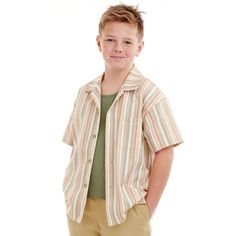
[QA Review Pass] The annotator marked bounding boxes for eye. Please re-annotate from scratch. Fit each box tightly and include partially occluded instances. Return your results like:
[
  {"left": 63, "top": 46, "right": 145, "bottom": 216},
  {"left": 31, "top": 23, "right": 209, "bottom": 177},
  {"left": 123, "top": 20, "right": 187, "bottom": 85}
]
[
  {"left": 124, "top": 41, "right": 132, "bottom": 45},
  {"left": 105, "top": 39, "right": 114, "bottom": 42}
]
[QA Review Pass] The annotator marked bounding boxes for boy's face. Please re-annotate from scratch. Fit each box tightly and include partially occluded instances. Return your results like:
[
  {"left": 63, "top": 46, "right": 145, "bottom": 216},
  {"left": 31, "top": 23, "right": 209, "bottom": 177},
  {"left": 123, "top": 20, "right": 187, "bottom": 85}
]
[{"left": 97, "top": 22, "right": 144, "bottom": 72}]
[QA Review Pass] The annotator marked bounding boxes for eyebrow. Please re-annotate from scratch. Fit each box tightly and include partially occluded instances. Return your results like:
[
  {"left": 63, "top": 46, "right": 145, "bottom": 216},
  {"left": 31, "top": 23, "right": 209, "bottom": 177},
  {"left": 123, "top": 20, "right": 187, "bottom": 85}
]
[{"left": 105, "top": 35, "right": 135, "bottom": 42}]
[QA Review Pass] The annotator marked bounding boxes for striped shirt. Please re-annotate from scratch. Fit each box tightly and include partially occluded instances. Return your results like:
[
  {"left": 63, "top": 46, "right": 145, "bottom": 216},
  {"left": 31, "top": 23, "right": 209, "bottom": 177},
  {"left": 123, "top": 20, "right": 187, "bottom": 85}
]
[{"left": 62, "top": 65, "right": 184, "bottom": 226}]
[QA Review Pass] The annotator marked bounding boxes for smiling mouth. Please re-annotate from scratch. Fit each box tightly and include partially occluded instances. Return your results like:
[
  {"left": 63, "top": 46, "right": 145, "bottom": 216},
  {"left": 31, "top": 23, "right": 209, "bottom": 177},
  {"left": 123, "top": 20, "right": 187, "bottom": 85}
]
[{"left": 111, "top": 56, "right": 126, "bottom": 59}]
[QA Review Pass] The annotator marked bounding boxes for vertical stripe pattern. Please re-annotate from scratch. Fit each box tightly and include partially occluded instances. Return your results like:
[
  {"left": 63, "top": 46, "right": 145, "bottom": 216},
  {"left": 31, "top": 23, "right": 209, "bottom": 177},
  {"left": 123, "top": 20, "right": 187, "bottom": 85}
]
[{"left": 62, "top": 65, "right": 184, "bottom": 226}]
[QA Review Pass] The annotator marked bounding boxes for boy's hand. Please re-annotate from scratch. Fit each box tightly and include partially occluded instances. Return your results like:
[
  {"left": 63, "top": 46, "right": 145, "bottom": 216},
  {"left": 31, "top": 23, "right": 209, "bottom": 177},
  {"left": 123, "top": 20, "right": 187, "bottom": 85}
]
[
  {"left": 145, "top": 195, "right": 156, "bottom": 219},
  {"left": 145, "top": 146, "right": 175, "bottom": 220}
]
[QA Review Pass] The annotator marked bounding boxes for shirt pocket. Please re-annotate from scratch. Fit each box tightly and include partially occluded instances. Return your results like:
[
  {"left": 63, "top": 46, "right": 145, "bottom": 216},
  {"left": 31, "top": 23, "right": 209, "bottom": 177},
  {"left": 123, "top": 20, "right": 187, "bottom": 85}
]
[
  {"left": 125, "top": 116, "right": 140, "bottom": 126},
  {"left": 119, "top": 116, "right": 142, "bottom": 150}
]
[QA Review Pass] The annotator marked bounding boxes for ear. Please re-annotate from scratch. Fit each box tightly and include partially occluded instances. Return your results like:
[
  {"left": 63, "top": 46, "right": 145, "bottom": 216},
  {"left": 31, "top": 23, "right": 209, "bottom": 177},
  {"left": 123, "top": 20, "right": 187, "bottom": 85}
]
[
  {"left": 96, "top": 35, "right": 102, "bottom": 52},
  {"left": 135, "top": 40, "right": 144, "bottom": 57}
]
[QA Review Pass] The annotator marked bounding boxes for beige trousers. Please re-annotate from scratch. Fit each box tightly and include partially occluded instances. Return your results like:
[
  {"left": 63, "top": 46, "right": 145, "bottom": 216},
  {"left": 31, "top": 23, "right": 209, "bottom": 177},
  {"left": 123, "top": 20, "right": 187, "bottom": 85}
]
[{"left": 67, "top": 197, "right": 151, "bottom": 236}]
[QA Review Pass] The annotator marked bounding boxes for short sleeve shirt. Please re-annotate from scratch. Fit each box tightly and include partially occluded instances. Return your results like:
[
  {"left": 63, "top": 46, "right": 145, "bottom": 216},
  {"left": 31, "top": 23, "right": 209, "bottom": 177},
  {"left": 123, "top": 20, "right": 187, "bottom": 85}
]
[{"left": 62, "top": 65, "right": 184, "bottom": 226}]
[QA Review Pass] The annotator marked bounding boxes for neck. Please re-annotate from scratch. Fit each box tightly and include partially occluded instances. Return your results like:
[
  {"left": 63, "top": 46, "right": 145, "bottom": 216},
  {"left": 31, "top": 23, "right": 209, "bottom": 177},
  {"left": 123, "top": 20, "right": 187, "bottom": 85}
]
[{"left": 103, "top": 64, "right": 134, "bottom": 84}]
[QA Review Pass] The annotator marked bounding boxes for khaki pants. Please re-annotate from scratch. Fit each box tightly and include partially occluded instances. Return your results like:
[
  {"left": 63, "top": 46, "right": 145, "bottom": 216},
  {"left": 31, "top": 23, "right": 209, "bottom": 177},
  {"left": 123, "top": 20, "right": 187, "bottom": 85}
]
[{"left": 67, "top": 197, "right": 152, "bottom": 236}]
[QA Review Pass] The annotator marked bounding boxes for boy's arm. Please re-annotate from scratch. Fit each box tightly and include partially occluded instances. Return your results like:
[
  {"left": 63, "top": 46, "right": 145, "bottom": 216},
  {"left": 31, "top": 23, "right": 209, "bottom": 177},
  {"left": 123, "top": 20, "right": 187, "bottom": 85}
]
[{"left": 145, "top": 145, "right": 174, "bottom": 219}]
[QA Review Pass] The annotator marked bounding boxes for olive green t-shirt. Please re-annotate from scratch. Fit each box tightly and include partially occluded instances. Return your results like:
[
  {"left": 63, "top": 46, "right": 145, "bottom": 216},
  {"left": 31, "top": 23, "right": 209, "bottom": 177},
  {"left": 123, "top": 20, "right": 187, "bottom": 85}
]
[{"left": 87, "top": 92, "right": 118, "bottom": 199}]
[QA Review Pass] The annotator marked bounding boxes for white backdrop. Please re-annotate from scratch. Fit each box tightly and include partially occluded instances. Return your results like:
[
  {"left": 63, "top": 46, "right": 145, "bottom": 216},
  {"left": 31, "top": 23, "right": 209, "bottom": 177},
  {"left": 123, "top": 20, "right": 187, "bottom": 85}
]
[{"left": 0, "top": 0, "right": 236, "bottom": 235}]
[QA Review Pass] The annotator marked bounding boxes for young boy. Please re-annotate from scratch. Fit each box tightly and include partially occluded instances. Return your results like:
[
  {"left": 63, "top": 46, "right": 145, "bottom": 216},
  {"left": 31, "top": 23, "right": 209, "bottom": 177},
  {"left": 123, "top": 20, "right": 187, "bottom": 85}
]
[{"left": 62, "top": 4, "right": 183, "bottom": 236}]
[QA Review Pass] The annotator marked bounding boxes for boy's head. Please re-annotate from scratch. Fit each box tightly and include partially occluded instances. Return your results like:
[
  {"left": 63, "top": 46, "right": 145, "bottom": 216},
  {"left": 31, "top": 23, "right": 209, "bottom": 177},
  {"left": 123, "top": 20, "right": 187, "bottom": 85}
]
[
  {"left": 97, "top": 4, "right": 145, "bottom": 72},
  {"left": 98, "top": 4, "right": 144, "bottom": 41}
]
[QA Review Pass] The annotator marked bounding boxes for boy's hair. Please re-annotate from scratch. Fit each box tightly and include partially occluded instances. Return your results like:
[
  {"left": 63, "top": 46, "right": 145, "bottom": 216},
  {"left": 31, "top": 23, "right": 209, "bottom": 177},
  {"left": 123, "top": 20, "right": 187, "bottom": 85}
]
[{"left": 98, "top": 4, "right": 145, "bottom": 41}]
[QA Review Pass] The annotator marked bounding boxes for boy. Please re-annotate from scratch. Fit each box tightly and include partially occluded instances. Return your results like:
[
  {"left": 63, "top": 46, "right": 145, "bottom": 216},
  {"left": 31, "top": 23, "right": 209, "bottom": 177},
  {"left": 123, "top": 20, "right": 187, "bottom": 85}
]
[{"left": 62, "top": 4, "right": 183, "bottom": 236}]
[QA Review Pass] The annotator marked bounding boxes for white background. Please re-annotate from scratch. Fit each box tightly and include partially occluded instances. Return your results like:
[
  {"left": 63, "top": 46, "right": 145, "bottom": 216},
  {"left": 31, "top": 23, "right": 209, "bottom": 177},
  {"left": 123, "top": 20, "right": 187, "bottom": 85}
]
[{"left": 0, "top": 0, "right": 236, "bottom": 235}]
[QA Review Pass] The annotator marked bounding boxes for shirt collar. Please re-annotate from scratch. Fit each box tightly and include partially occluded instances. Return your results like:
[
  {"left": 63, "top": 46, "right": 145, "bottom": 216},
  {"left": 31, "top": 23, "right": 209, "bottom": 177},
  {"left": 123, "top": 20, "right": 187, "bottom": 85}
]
[{"left": 84, "top": 64, "right": 143, "bottom": 94}]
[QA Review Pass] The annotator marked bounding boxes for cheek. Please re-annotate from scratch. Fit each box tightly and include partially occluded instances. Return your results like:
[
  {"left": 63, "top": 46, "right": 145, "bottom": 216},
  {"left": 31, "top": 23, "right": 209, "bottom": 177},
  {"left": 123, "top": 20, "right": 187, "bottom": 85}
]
[
  {"left": 126, "top": 48, "right": 137, "bottom": 57},
  {"left": 102, "top": 44, "right": 112, "bottom": 54}
]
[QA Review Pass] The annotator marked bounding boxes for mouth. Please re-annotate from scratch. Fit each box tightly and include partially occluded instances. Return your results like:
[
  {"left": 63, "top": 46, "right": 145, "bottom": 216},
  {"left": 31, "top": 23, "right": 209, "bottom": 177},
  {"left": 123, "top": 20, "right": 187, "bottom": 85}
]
[{"left": 110, "top": 56, "right": 126, "bottom": 59}]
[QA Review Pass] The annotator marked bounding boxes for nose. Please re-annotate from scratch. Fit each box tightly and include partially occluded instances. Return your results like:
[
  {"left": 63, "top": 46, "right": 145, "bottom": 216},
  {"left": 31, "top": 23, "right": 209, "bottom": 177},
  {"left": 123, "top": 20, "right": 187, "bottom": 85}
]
[
  {"left": 115, "top": 48, "right": 123, "bottom": 53},
  {"left": 114, "top": 42, "right": 123, "bottom": 53}
]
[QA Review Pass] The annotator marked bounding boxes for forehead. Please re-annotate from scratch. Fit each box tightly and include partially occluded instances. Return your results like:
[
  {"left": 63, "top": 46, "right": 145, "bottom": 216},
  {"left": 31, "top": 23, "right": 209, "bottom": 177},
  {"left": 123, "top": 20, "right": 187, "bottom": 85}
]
[{"left": 102, "top": 22, "right": 139, "bottom": 40}]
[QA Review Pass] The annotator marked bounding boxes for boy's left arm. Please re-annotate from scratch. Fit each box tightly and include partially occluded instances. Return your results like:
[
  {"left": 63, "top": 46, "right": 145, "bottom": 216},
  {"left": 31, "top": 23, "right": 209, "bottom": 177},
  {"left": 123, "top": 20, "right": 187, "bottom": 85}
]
[{"left": 145, "top": 145, "right": 175, "bottom": 219}]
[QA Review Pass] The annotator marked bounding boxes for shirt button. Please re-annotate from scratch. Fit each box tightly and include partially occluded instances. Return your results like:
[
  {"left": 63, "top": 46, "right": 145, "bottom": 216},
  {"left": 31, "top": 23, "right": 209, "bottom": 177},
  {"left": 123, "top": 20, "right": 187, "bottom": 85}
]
[
  {"left": 88, "top": 159, "right": 92, "bottom": 163},
  {"left": 83, "top": 184, "right": 88, "bottom": 188},
  {"left": 92, "top": 134, "right": 96, "bottom": 138}
]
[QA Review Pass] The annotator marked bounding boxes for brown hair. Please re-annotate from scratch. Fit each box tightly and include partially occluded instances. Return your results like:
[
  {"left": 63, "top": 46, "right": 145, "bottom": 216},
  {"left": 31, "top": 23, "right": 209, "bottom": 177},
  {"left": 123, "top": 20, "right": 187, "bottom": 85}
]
[{"left": 98, "top": 4, "right": 145, "bottom": 40}]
